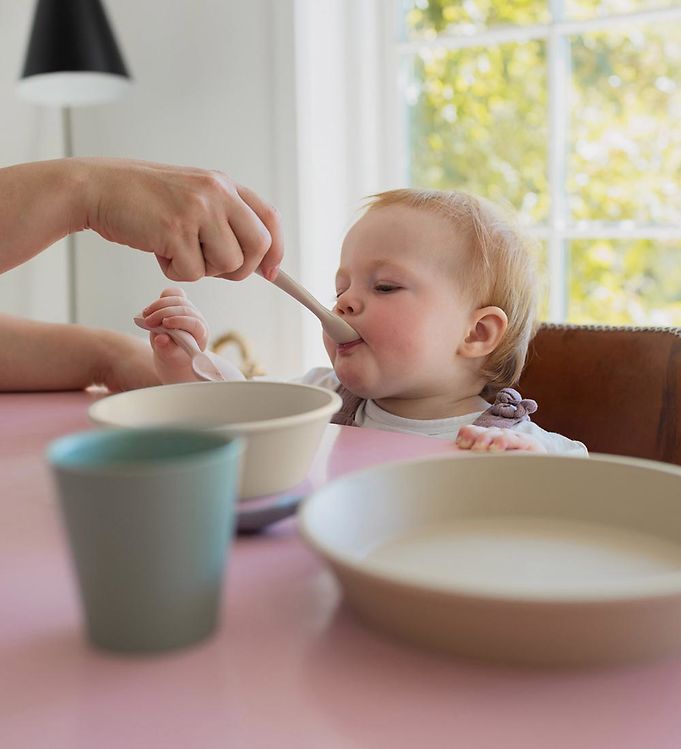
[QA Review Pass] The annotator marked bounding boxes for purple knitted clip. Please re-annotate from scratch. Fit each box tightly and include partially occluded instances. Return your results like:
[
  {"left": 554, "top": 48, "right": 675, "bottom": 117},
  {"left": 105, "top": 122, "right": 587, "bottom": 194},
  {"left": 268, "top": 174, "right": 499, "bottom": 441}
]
[{"left": 472, "top": 387, "right": 538, "bottom": 429}]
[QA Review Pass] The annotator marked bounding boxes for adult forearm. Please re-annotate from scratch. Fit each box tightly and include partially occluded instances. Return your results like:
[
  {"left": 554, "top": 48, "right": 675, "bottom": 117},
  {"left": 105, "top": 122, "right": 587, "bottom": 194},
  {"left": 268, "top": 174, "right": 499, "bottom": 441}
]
[
  {"left": 0, "top": 156, "right": 284, "bottom": 282},
  {"left": 0, "top": 315, "right": 101, "bottom": 391},
  {"left": 0, "top": 159, "right": 88, "bottom": 274}
]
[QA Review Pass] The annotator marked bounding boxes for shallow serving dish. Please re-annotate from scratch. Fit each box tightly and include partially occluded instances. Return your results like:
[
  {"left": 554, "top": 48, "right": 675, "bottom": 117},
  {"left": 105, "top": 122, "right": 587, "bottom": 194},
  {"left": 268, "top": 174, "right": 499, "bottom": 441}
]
[
  {"left": 89, "top": 381, "right": 341, "bottom": 498},
  {"left": 299, "top": 453, "right": 681, "bottom": 667}
]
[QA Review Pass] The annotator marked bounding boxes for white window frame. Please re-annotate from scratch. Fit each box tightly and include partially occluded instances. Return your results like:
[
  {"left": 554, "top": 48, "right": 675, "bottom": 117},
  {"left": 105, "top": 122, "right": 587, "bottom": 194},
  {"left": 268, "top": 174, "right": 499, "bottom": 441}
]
[
  {"left": 384, "top": 1, "right": 681, "bottom": 322},
  {"left": 294, "top": 0, "right": 390, "bottom": 370}
]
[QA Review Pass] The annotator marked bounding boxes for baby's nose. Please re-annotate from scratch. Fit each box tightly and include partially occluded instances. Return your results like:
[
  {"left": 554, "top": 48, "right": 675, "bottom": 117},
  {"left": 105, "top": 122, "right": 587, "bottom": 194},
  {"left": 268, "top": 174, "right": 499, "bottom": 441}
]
[{"left": 336, "top": 290, "right": 361, "bottom": 316}]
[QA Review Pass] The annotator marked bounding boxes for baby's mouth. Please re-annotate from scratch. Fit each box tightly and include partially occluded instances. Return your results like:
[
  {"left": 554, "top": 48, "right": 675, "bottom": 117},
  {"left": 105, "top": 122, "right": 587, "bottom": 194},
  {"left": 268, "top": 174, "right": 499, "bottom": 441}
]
[{"left": 337, "top": 338, "right": 363, "bottom": 354}]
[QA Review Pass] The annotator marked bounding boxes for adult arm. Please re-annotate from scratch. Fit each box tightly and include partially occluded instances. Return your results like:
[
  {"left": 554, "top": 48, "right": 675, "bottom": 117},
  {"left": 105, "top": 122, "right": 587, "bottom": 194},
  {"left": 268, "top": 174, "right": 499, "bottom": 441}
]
[
  {"left": 0, "top": 158, "right": 283, "bottom": 281},
  {"left": 0, "top": 314, "right": 159, "bottom": 392}
]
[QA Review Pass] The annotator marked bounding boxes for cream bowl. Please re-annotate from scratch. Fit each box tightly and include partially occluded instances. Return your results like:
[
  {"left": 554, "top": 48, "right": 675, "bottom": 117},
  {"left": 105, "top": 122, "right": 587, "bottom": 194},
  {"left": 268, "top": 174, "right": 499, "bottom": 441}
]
[
  {"left": 300, "top": 452, "right": 681, "bottom": 667},
  {"left": 89, "top": 381, "right": 341, "bottom": 498}
]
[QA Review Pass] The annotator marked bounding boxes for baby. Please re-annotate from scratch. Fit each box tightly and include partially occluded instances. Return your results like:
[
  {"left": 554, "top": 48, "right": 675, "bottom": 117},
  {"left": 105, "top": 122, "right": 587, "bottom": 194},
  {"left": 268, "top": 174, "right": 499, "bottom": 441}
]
[{"left": 141, "top": 188, "right": 587, "bottom": 455}]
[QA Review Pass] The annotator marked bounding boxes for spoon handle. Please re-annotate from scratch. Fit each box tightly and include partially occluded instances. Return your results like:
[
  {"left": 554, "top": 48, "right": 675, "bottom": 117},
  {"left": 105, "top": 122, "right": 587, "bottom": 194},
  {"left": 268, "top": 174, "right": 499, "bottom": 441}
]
[
  {"left": 259, "top": 269, "right": 359, "bottom": 344},
  {"left": 134, "top": 316, "right": 200, "bottom": 357},
  {"left": 268, "top": 269, "right": 327, "bottom": 316}
]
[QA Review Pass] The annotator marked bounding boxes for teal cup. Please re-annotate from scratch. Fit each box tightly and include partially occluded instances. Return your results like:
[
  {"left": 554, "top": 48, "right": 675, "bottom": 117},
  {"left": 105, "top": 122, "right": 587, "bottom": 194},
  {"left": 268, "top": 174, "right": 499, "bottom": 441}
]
[{"left": 48, "top": 428, "right": 242, "bottom": 654}]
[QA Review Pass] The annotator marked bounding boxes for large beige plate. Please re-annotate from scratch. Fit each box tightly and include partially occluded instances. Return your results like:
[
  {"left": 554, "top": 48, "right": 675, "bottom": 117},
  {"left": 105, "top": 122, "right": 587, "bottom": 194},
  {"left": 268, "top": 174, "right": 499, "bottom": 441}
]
[
  {"left": 299, "top": 453, "right": 681, "bottom": 667},
  {"left": 89, "top": 381, "right": 341, "bottom": 499}
]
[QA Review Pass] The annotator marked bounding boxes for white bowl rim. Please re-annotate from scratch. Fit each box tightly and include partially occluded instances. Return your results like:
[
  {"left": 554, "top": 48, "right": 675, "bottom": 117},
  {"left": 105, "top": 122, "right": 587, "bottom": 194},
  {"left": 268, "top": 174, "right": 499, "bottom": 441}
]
[
  {"left": 299, "top": 451, "right": 681, "bottom": 605},
  {"left": 89, "top": 380, "right": 343, "bottom": 435}
]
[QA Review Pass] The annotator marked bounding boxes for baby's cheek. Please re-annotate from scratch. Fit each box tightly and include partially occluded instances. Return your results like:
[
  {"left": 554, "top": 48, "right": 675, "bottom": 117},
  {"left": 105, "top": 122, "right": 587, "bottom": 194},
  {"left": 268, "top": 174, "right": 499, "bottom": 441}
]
[
  {"left": 378, "top": 332, "right": 424, "bottom": 367},
  {"left": 322, "top": 336, "right": 336, "bottom": 367},
  {"left": 369, "top": 312, "right": 412, "bottom": 349}
]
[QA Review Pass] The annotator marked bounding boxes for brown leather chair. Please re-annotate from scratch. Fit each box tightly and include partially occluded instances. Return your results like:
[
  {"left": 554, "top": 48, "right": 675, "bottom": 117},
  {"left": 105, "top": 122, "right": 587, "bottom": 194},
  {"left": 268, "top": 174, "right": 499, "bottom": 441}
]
[{"left": 518, "top": 323, "right": 681, "bottom": 465}]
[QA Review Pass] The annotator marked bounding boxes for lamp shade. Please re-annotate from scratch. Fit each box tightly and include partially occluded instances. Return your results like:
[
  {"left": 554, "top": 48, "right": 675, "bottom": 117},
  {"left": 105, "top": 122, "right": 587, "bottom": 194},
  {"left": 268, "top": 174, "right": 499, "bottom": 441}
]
[{"left": 17, "top": 0, "right": 131, "bottom": 107}]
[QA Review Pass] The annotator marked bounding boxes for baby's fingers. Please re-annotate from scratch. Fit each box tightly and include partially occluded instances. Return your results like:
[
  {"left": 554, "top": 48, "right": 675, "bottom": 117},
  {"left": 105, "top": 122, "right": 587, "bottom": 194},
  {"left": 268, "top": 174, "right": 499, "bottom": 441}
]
[
  {"left": 142, "top": 288, "right": 192, "bottom": 317},
  {"left": 143, "top": 303, "right": 203, "bottom": 329},
  {"left": 161, "top": 314, "right": 209, "bottom": 350},
  {"left": 149, "top": 331, "right": 179, "bottom": 358},
  {"left": 149, "top": 332, "right": 196, "bottom": 378},
  {"left": 456, "top": 425, "right": 489, "bottom": 449},
  {"left": 506, "top": 433, "right": 547, "bottom": 453},
  {"left": 143, "top": 296, "right": 192, "bottom": 318},
  {"left": 456, "top": 425, "right": 507, "bottom": 452},
  {"left": 487, "top": 431, "right": 515, "bottom": 452},
  {"left": 456, "top": 425, "right": 548, "bottom": 454},
  {"left": 470, "top": 429, "right": 504, "bottom": 452},
  {"left": 486, "top": 431, "right": 547, "bottom": 453},
  {"left": 150, "top": 329, "right": 167, "bottom": 345},
  {"left": 160, "top": 286, "right": 186, "bottom": 299},
  {"left": 455, "top": 426, "right": 483, "bottom": 450}
]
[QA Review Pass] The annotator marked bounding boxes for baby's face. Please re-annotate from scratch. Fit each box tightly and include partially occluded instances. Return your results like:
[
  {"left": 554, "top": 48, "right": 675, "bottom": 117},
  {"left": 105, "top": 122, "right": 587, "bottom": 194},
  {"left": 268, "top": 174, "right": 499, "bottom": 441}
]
[{"left": 324, "top": 204, "right": 477, "bottom": 401}]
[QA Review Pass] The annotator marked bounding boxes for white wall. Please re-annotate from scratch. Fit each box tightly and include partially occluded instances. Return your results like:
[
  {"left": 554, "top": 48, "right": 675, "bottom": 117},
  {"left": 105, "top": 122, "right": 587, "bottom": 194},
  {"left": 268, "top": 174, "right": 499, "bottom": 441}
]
[
  {"left": 294, "top": 0, "right": 394, "bottom": 370},
  {"left": 0, "top": 0, "right": 394, "bottom": 378},
  {"left": 0, "top": 1, "right": 69, "bottom": 321},
  {"left": 0, "top": 0, "right": 304, "bottom": 378}
]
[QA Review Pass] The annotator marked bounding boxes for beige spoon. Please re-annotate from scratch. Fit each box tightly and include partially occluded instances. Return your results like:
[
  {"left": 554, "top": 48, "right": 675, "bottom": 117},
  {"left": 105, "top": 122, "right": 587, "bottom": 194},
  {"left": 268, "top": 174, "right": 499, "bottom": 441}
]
[
  {"left": 260, "top": 269, "right": 360, "bottom": 344},
  {"left": 134, "top": 316, "right": 245, "bottom": 382}
]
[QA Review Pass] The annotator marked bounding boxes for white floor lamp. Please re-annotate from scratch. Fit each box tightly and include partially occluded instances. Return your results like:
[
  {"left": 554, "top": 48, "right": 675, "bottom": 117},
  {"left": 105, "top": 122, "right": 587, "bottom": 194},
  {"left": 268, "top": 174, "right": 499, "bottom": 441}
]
[{"left": 17, "top": 0, "right": 132, "bottom": 324}]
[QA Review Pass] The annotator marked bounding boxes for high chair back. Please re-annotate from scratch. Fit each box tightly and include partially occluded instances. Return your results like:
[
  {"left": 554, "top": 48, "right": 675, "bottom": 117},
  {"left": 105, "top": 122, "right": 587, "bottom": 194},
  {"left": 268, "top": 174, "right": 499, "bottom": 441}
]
[{"left": 517, "top": 323, "right": 681, "bottom": 465}]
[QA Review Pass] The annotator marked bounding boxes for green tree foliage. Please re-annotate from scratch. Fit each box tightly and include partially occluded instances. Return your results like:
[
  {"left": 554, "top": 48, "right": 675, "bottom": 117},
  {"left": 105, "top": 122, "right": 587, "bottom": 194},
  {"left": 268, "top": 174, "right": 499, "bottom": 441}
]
[
  {"left": 570, "top": 240, "right": 681, "bottom": 325},
  {"left": 403, "top": 0, "right": 681, "bottom": 325},
  {"left": 403, "top": 0, "right": 548, "bottom": 35},
  {"left": 567, "top": 1, "right": 673, "bottom": 20},
  {"left": 408, "top": 42, "right": 549, "bottom": 224},
  {"left": 570, "top": 26, "right": 681, "bottom": 224}
]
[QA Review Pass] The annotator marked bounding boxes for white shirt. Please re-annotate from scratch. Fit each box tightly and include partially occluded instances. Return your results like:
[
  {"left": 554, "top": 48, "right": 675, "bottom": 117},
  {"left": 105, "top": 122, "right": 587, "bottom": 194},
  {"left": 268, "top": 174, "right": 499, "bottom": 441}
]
[{"left": 298, "top": 367, "right": 588, "bottom": 456}]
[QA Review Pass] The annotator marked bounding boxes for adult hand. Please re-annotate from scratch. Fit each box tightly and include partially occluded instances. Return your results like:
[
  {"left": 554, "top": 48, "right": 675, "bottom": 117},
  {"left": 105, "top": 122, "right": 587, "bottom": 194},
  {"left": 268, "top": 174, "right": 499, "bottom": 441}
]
[
  {"left": 84, "top": 159, "right": 284, "bottom": 282},
  {"left": 0, "top": 158, "right": 284, "bottom": 282}
]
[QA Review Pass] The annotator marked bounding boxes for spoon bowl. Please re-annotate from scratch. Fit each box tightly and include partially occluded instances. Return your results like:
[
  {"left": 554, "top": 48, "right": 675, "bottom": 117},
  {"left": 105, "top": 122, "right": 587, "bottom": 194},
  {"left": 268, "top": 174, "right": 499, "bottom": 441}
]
[{"left": 134, "top": 317, "right": 245, "bottom": 382}]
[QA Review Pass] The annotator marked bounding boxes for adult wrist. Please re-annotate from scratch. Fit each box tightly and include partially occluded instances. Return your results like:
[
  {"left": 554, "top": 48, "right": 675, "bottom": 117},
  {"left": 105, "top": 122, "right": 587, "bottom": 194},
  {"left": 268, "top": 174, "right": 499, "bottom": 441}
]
[
  {"left": 86, "top": 326, "right": 119, "bottom": 388},
  {"left": 63, "top": 157, "right": 96, "bottom": 234}
]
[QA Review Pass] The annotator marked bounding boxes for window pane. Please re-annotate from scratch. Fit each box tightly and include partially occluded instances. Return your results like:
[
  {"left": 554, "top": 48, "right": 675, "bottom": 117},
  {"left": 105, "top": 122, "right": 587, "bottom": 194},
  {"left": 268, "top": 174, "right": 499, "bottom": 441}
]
[
  {"left": 402, "top": 0, "right": 549, "bottom": 40},
  {"left": 568, "top": 22, "right": 681, "bottom": 223},
  {"left": 405, "top": 41, "right": 548, "bottom": 224},
  {"left": 566, "top": 1, "right": 675, "bottom": 20},
  {"left": 568, "top": 240, "right": 681, "bottom": 325}
]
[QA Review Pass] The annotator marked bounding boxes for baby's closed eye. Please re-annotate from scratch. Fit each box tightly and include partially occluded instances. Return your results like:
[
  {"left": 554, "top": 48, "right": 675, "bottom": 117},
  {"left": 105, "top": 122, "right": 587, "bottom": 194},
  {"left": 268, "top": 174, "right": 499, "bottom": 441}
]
[{"left": 374, "top": 283, "right": 402, "bottom": 293}]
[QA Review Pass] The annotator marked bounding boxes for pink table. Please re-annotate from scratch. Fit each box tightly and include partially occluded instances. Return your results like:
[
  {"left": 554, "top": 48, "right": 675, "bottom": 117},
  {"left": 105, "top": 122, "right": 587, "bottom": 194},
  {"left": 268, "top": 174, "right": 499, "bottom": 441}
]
[{"left": 3, "top": 391, "right": 681, "bottom": 749}]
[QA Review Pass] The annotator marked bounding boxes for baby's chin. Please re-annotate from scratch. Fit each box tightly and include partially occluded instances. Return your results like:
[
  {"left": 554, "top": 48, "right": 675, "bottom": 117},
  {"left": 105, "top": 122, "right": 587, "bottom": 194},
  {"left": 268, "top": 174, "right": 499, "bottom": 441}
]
[
  {"left": 336, "top": 369, "right": 399, "bottom": 401},
  {"left": 335, "top": 369, "right": 375, "bottom": 399}
]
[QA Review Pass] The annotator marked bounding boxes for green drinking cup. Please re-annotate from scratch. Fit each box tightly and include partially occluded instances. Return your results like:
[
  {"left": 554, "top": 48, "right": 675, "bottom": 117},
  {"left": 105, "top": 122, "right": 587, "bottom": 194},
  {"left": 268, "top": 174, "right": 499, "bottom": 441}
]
[{"left": 48, "top": 428, "right": 242, "bottom": 654}]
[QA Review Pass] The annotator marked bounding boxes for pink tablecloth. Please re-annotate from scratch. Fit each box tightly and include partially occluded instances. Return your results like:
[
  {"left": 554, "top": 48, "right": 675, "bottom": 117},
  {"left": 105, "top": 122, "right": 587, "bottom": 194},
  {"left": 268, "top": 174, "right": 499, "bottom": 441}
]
[{"left": 2, "top": 391, "right": 681, "bottom": 749}]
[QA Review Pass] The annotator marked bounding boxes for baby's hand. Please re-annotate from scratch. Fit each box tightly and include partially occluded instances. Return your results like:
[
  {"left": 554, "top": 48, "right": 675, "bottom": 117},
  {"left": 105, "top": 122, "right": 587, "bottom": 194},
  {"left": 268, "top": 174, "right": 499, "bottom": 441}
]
[
  {"left": 95, "top": 331, "right": 160, "bottom": 392},
  {"left": 455, "top": 425, "right": 547, "bottom": 454},
  {"left": 140, "top": 287, "right": 209, "bottom": 384}
]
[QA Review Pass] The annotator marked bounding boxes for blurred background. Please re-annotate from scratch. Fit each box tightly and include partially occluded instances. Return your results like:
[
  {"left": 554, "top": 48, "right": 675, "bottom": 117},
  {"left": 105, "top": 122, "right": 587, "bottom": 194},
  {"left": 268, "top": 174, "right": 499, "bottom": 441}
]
[{"left": 1, "top": 0, "right": 680, "bottom": 378}]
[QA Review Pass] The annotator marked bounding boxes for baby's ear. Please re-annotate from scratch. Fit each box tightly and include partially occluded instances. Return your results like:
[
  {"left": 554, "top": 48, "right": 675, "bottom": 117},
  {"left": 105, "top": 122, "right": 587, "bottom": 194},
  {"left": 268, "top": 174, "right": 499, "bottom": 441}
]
[{"left": 458, "top": 306, "right": 508, "bottom": 360}]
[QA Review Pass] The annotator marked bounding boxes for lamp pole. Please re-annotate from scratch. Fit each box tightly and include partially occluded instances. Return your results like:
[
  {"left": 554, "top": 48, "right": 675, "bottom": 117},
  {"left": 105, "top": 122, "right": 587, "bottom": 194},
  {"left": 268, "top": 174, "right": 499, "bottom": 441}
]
[{"left": 62, "top": 106, "right": 77, "bottom": 323}]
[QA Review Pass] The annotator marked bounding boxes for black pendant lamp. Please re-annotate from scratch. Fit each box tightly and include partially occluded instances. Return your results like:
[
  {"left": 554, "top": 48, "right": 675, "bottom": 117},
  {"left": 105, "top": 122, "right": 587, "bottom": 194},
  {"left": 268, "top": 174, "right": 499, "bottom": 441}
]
[{"left": 17, "top": 0, "right": 131, "bottom": 107}]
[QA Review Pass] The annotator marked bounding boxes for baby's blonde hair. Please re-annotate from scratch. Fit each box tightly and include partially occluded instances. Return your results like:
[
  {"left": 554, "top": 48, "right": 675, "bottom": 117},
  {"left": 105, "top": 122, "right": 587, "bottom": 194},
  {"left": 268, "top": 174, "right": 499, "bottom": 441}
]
[{"left": 365, "top": 188, "right": 539, "bottom": 396}]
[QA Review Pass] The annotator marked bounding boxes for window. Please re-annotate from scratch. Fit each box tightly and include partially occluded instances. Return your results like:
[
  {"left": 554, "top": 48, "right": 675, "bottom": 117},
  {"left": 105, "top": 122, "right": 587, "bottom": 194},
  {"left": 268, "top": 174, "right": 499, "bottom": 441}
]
[{"left": 393, "top": 1, "right": 681, "bottom": 325}]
